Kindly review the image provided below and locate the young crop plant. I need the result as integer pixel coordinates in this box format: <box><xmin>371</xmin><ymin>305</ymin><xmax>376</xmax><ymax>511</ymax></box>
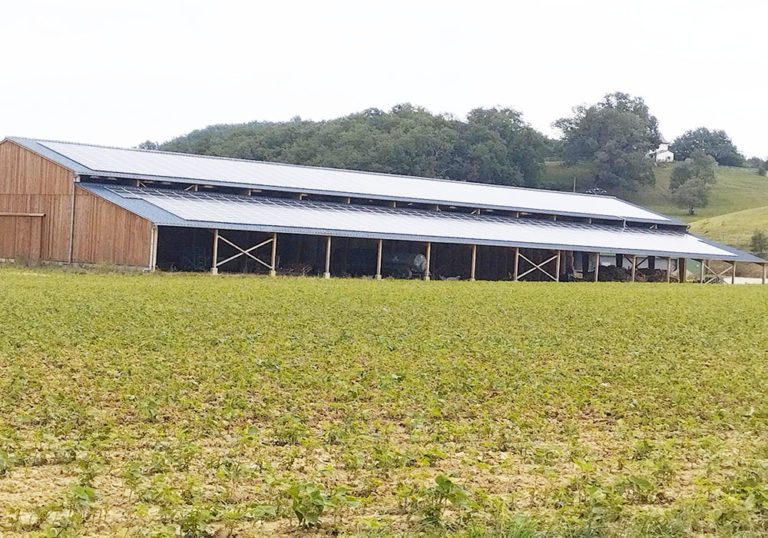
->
<box><xmin>2</xmin><ymin>267</ymin><xmax>768</xmax><ymax>534</ymax></box>
<box><xmin>285</xmin><ymin>482</ymin><xmax>360</xmax><ymax>527</ymax></box>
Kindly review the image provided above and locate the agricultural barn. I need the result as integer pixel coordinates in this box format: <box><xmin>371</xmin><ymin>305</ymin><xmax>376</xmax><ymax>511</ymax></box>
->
<box><xmin>1</xmin><ymin>137</ymin><xmax>765</xmax><ymax>283</ymax></box>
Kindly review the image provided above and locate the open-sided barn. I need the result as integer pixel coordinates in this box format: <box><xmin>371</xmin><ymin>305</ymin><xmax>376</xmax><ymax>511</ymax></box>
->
<box><xmin>1</xmin><ymin>137</ymin><xmax>765</xmax><ymax>283</ymax></box>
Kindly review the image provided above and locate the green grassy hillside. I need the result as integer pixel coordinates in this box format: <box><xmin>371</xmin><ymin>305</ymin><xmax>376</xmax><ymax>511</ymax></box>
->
<box><xmin>689</xmin><ymin>205</ymin><xmax>768</xmax><ymax>251</ymax></box>
<box><xmin>634</xmin><ymin>165</ymin><xmax>768</xmax><ymax>222</ymax></box>
<box><xmin>2</xmin><ymin>268</ymin><xmax>768</xmax><ymax>535</ymax></box>
<box><xmin>542</xmin><ymin>163</ymin><xmax>768</xmax><ymax>223</ymax></box>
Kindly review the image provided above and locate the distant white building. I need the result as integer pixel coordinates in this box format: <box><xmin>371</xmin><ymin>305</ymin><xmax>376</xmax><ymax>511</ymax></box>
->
<box><xmin>649</xmin><ymin>135</ymin><xmax>674</xmax><ymax>162</ymax></box>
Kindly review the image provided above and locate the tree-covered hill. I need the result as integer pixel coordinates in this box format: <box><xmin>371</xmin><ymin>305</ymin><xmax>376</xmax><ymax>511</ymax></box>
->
<box><xmin>157</xmin><ymin>104</ymin><xmax>553</xmax><ymax>187</ymax></box>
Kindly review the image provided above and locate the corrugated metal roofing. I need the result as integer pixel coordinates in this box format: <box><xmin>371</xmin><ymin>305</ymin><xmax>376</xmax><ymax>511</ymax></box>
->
<box><xmin>9</xmin><ymin>137</ymin><xmax>681</xmax><ymax>226</ymax></box>
<box><xmin>81</xmin><ymin>184</ymin><xmax>762</xmax><ymax>262</ymax></box>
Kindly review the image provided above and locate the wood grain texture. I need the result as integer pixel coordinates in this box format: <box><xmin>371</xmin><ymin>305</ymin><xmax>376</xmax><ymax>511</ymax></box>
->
<box><xmin>0</xmin><ymin>215</ymin><xmax>43</xmax><ymax>260</ymax></box>
<box><xmin>72</xmin><ymin>186</ymin><xmax>152</xmax><ymax>267</ymax></box>
<box><xmin>0</xmin><ymin>141</ymin><xmax>74</xmax><ymax>260</ymax></box>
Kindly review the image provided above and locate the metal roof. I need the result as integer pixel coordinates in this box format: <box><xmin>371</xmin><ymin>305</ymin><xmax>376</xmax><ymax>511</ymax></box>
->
<box><xmin>8</xmin><ymin>137</ymin><xmax>682</xmax><ymax>226</ymax></box>
<box><xmin>81</xmin><ymin>184</ymin><xmax>762</xmax><ymax>262</ymax></box>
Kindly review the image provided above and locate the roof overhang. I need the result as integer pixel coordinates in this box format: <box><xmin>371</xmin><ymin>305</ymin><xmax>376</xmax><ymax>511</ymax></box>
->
<box><xmin>81</xmin><ymin>184</ymin><xmax>764</xmax><ymax>263</ymax></box>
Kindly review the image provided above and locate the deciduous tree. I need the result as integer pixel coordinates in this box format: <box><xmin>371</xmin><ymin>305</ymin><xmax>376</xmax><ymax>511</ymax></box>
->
<box><xmin>157</xmin><ymin>104</ymin><xmax>547</xmax><ymax>187</ymax></box>
<box><xmin>671</xmin><ymin>178</ymin><xmax>710</xmax><ymax>215</ymax></box>
<box><xmin>669</xmin><ymin>149</ymin><xmax>717</xmax><ymax>189</ymax></box>
<box><xmin>671</xmin><ymin>128</ymin><xmax>744</xmax><ymax>166</ymax></box>
<box><xmin>554</xmin><ymin>92</ymin><xmax>659</xmax><ymax>189</ymax></box>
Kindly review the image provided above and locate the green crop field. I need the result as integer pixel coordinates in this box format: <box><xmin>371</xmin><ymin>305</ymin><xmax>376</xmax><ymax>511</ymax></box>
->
<box><xmin>2</xmin><ymin>268</ymin><xmax>768</xmax><ymax>536</ymax></box>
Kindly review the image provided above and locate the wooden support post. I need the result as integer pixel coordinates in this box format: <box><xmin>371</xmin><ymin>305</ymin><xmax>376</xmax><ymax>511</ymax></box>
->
<box><xmin>269</xmin><ymin>233</ymin><xmax>277</xmax><ymax>277</ymax></box>
<box><xmin>68</xmin><ymin>177</ymin><xmax>77</xmax><ymax>264</ymax></box>
<box><xmin>211</xmin><ymin>229</ymin><xmax>219</xmax><ymax>274</ymax></box>
<box><xmin>513</xmin><ymin>247</ymin><xmax>520</xmax><ymax>281</ymax></box>
<box><xmin>149</xmin><ymin>225</ymin><xmax>159</xmax><ymax>271</ymax></box>
<box><xmin>630</xmin><ymin>254</ymin><xmax>637</xmax><ymax>282</ymax></box>
<box><xmin>763</xmin><ymin>263</ymin><xmax>767</xmax><ymax>285</ymax></box>
<box><xmin>678</xmin><ymin>258</ymin><xmax>686</xmax><ymax>283</ymax></box>
<box><xmin>731</xmin><ymin>261</ymin><xmax>736</xmax><ymax>285</ymax></box>
<box><xmin>375</xmin><ymin>239</ymin><xmax>383</xmax><ymax>280</ymax></box>
<box><xmin>555</xmin><ymin>250</ymin><xmax>561</xmax><ymax>282</ymax></box>
<box><xmin>424</xmin><ymin>242</ymin><xmax>431</xmax><ymax>281</ymax></box>
<box><xmin>470</xmin><ymin>244</ymin><xmax>477</xmax><ymax>281</ymax></box>
<box><xmin>666</xmin><ymin>257</ymin><xmax>672</xmax><ymax>283</ymax></box>
<box><xmin>323</xmin><ymin>236</ymin><xmax>331</xmax><ymax>279</ymax></box>
<box><xmin>700</xmin><ymin>259</ymin><xmax>705</xmax><ymax>284</ymax></box>
<box><xmin>594</xmin><ymin>252</ymin><xmax>600</xmax><ymax>282</ymax></box>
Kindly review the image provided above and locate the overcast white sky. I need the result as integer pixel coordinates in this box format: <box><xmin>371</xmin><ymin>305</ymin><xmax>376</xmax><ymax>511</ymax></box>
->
<box><xmin>1</xmin><ymin>1</ymin><xmax>766</xmax><ymax>156</ymax></box>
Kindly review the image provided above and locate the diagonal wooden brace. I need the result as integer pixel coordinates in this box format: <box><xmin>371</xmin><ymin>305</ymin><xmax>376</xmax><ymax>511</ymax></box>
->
<box><xmin>216</xmin><ymin>235</ymin><xmax>274</xmax><ymax>270</ymax></box>
<box><xmin>516</xmin><ymin>252</ymin><xmax>558</xmax><ymax>281</ymax></box>
<box><xmin>701</xmin><ymin>260</ymin><xmax>734</xmax><ymax>284</ymax></box>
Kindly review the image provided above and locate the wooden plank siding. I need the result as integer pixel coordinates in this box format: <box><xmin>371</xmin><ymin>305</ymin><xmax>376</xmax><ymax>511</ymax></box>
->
<box><xmin>0</xmin><ymin>214</ymin><xmax>43</xmax><ymax>261</ymax></box>
<box><xmin>0</xmin><ymin>140</ymin><xmax>74</xmax><ymax>261</ymax></box>
<box><xmin>1</xmin><ymin>140</ymin><xmax>152</xmax><ymax>267</ymax></box>
<box><xmin>72</xmin><ymin>186</ymin><xmax>152</xmax><ymax>267</ymax></box>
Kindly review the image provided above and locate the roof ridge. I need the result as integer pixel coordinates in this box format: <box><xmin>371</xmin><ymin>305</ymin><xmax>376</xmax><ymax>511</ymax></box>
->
<box><xmin>19</xmin><ymin>136</ymin><xmax>639</xmax><ymax>202</ymax></box>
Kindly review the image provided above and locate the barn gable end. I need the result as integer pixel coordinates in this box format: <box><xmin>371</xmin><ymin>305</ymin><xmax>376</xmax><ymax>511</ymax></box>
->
<box><xmin>0</xmin><ymin>140</ymin><xmax>152</xmax><ymax>267</ymax></box>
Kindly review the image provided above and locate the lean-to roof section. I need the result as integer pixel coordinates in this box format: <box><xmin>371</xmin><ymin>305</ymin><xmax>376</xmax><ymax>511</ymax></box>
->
<box><xmin>81</xmin><ymin>184</ymin><xmax>762</xmax><ymax>262</ymax></box>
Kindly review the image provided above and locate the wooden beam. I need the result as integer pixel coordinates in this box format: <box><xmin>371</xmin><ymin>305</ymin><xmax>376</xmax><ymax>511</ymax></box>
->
<box><xmin>731</xmin><ymin>261</ymin><xmax>736</xmax><ymax>285</ymax></box>
<box><xmin>424</xmin><ymin>242</ymin><xmax>431</xmax><ymax>281</ymax></box>
<box><xmin>594</xmin><ymin>252</ymin><xmax>600</xmax><ymax>282</ymax></box>
<box><xmin>215</xmin><ymin>235</ymin><xmax>274</xmax><ymax>269</ymax></box>
<box><xmin>763</xmin><ymin>263</ymin><xmax>767</xmax><ymax>285</ymax></box>
<box><xmin>678</xmin><ymin>258</ymin><xmax>686</xmax><ymax>283</ymax></box>
<box><xmin>375</xmin><ymin>239</ymin><xmax>383</xmax><ymax>280</ymax></box>
<box><xmin>149</xmin><ymin>225</ymin><xmax>159</xmax><ymax>271</ymax></box>
<box><xmin>630</xmin><ymin>254</ymin><xmax>637</xmax><ymax>282</ymax></box>
<box><xmin>269</xmin><ymin>233</ymin><xmax>277</xmax><ymax>277</ymax></box>
<box><xmin>703</xmin><ymin>262</ymin><xmax>736</xmax><ymax>284</ymax></box>
<box><xmin>513</xmin><ymin>247</ymin><xmax>520</xmax><ymax>281</ymax></box>
<box><xmin>555</xmin><ymin>250</ymin><xmax>561</xmax><ymax>282</ymax></box>
<box><xmin>700</xmin><ymin>259</ymin><xmax>705</xmax><ymax>284</ymax></box>
<box><xmin>324</xmin><ymin>236</ymin><xmax>331</xmax><ymax>279</ymax></box>
<box><xmin>666</xmin><ymin>257</ymin><xmax>672</xmax><ymax>283</ymax></box>
<box><xmin>470</xmin><ymin>244</ymin><xmax>477</xmax><ymax>281</ymax></box>
<box><xmin>68</xmin><ymin>178</ymin><xmax>77</xmax><ymax>264</ymax></box>
<box><xmin>516</xmin><ymin>252</ymin><xmax>558</xmax><ymax>281</ymax></box>
<box><xmin>0</xmin><ymin>212</ymin><xmax>45</xmax><ymax>217</ymax></box>
<box><xmin>211</xmin><ymin>229</ymin><xmax>219</xmax><ymax>274</ymax></box>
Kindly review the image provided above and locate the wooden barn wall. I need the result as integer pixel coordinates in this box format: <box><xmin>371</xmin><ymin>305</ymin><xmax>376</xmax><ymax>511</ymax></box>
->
<box><xmin>0</xmin><ymin>141</ymin><xmax>74</xmax><ymax>261</ymax></box>
<box><xmin>0</xmin><ymin>215</ymin><xmax>43</xmax><ymax>261</ymax></box>
<box><xmin>72</xmin><ymin>186</ymin><xmax>152</xmax><ymax>267</ymax></box>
